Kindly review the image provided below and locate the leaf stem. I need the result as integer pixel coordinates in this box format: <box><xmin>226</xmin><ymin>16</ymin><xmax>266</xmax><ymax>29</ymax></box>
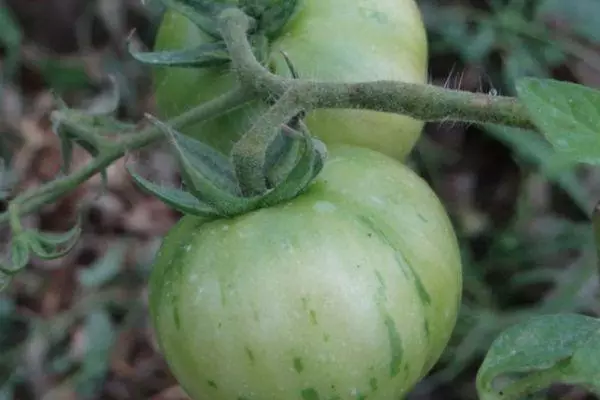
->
<box><xmin>0</xmin><ymin>87</ymin><xmax>251</xmax><ymax>226</ymax></box>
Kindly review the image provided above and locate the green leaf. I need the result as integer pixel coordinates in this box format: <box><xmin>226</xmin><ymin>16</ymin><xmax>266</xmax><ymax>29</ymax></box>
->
<box><xmin>484</xmin><ymin>125</ymin><xmax>590</xmax><ymax>212</ymax></box>
<box><xmin>258</xmin><ymin>0</ymin><xmax>300</xmax><ymax>37</ymax></box>
<box><xmin>29</xmin><ymin>220</ymin><xmax>82</xmax><ymax>260</ymax></box>
<box><xmin>126</xmin><ymin>163</ymin><xmax>219</xmax><ymax>217</ymax></box>
<box><xmin>593</xmin><ymin>201</ymin><xmax>600</xmax><ymax>275</ymax></box>
<box><xmin>74</xmin><ymin>309</ymin><xmax>116</xmax><ymax>397</ymax></box>
<box><xmin>35</xmin><ymin>57</ymin><xmax>94</xmax><ymax>93</ymax></box>
<box><xmin>569</xmin><ymin>329</ymin><xmax>600</xmax><ymax>392</ymax></box>
<box><xmin>516</xmin><ymin>78</ymin><xmax>600</xmax><ymax>164</ymax></box>
<box><xmin>0</xmin><ymin>4</ymin><xmax>22</xmax><ymax>82</ymax></box>
<box><xmin>537</xmin><ymin>0</ymin><xmax>600</xmax><ymax>43</ymax></box>
<box><xmin>128</xmin><ymin>41</ymin><xmax>230</xmax><ymax>68</ymax></box>
<box><xmin>77</xmin><ymin>243</ymin><xmax>127</xmax><ymax>288</ymax></box>
<box><xmin>159</xmin><ymin>0</ymin><xmax>230</xmax><ymax>38</ymax></box>
<box><xmin>476</xmin><ymin>313</ymin><xmax>600</xmax><ymax>400</ymax></box>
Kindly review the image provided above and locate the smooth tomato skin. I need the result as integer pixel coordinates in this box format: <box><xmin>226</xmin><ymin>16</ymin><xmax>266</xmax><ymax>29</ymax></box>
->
<box><xmin>152</xmin><ymin>0</ymin><xmax>428</xmax><ymax>160</ymax></box>
<box><xmin>149</xmin><ymin>146</ymin><xmax>462</xmax><ymax>400</ymax></box>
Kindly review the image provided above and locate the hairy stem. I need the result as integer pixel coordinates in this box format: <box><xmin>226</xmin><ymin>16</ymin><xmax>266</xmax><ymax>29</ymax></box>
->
<box><xmin>0</xmin><ymin>88</ymin><xmax>250</xmax><ymax>226</ymax></box>
<box><xmin>231</xmin><ymin>90</ymin><xmax>303</xmax><ymax>195</ymax></box>
<box><xmin>1</xmin><ymin>7</ymin><xmax>540</xmax><ymax>226</ymax></box>
<box><xmin>218</xmin><ymin>8</ymin><xmax>536</xmax><ymax>130</ymax></box>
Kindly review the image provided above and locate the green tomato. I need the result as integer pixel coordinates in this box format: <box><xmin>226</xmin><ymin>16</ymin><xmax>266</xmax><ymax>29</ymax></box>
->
<box><xmin>153</xmin><ymin>0</ymin><xmax>428</xmax><ymax>160</ymax></box>
<box><xmin>149</xmin><ymin>145</ymin><xmax>462</xmax><ymax>400</ymax></box>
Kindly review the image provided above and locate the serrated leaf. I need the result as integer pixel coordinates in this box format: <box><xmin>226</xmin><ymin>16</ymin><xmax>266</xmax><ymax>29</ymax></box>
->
<box><xmin>147</xmin><ymin>115</ymin><xmax>255</xmax><ymax>215</ymax></box>
<box><xmin>128</xmin><ymin>41</ymin><xmax>230</xmax><ymax>68</ymax></box>
<box><xmin>74</xmin><ymin>309</ymin><xmax>116</xmax><ymax>397</ymax></box>
<box><xmin>77</xmin><ymin>243</ymin><xmax>127</xmax><ymax>288</ymax></box>
<box><xmin>476</xmin><ymin>314</ymin><xmax>600</xmax><ymax>400</ymax></box>
<box><xmin>516</xmin><ymin>78</ymin><xmax>600</xmax><ymax>164</ymax></box>
<box><xmin>127</xmin><ymin>163</ymin><xmax>219</xmax><ymax>217</ymax></box>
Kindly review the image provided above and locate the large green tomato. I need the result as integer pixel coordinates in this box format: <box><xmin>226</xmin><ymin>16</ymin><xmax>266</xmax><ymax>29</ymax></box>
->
<box><xmin>153</xmin><ymin>0</ymin><xmax>428</xmax><ymax>160</ymax></box>
<box><xmin>149</xmin><ymin>145</ymin><xmax>462</xmax><ymax>400</ymax></box>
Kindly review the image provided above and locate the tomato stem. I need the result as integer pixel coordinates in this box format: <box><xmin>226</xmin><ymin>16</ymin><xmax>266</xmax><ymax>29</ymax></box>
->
<box><xmin>1</xmin><ymin>7</ymin><xmax>541</xmax><ymax>227</ymax></box>
<box><xmin>0</xmin><ymin>87</ymin><xmax>252</xmax><ymax>226</ymax></box>
<box><xmin>217</xmin><ymin>8</ymin><xmax>536</xmax><ymax>131</ymax></box>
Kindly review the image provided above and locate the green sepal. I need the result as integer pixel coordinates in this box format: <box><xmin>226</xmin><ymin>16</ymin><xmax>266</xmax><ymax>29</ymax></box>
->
<box><xmin>159</xmin><ymin>0</ymin><xmax>236</xmax><ymax>38</ymax></box>
<box><xmin>0</xmin><ymin>233</ymin><xmax>30</xmax><ymax>275</ymax></box>
<box><xmin>255</xmin><ymin>0</ymin><xmax>301</xmax><ymax>37</ymax></box>
<box><xmin>146</xmin><ymin>114</ymin><xmax>259</xmax><ymax>215</ymax></box>
<box><xmin>128</xmin><ymin>41</ymin><xmax>230</xmax><ymax>68</ymax></box>
<box><xmin>126</xmin><ymin>163</ymin><xmax>221</xmax><ymax>218</ymax></box>
<box><xmin>28</xmin><ymin>218</ymin><xmax>82</xmax><ymax>260</ymax></box>
<box><xmin>264</xmin><ymin>129</ymin><xmax>301</xmax><ymax>187</ymax></box>
<box><xmin>261</xmin><ymin>123</ymin><xmax>326</xmax><ymax>205</ymax></box>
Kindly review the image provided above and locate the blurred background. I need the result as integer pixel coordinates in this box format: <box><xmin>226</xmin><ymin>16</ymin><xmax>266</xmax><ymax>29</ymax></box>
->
<box><xmin>1</xmin><ymin>0</ymin><xmax>600</xmax><ymax>399</ymax></box>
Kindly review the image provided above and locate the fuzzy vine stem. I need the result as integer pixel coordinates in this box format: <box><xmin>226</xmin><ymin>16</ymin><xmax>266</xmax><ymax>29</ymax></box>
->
<box><xmin>217</xmin><ymin>8</ymin><xmax>536</xmax><ymax>129</ymax></box>
<box><xmin>0</xmin><ymin>87</ymin><xmax>250</xmax><ymax>226</ymax></box>
<box><xmin>0</xmin><ymin>7</ymin><xmax>540</xmax><ymax>226</ymax></box>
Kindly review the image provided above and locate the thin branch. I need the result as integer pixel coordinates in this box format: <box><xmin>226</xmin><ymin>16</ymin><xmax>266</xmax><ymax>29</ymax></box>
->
<box><xmin>0</xmin><ymin>87</ymin><xmax>251</xmax><ymax>226</ymax></box>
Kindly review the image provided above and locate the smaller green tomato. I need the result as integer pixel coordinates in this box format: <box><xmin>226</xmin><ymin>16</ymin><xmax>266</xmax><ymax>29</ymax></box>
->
<box><xmin>149</xmin><ymin>145</ymin><xmax>462</xmax><ymax>400</ymax></box>
<box><xmin>153</xmin><ymin>0</ymin><xmax>428</xmax><ymax>160</ymax></box>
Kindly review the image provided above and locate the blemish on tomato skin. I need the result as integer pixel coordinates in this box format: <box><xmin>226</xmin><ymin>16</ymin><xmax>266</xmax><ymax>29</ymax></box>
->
<box><xmin>383</xmin><ymin>314</ymin><xmax>404</xmax><ymax>377</ymax></box>
<box><xmin>369</xmin><ymin>377</ymin><xmax>378</xmax><ymax>391</ymax></box>
<box><xmin>173</xmin><ymin>306</ymin><xmax>181</xmax><ymax>330</ymax></box>
<box><xmin>207</xmin><ymin>380</ymin><xmax>218</xmax><ymax>389</ymax></box>
<box><xmin>245</xmin><ymin>347</ymin><xmax>255</xmax><ymax>364</ymax></box>
<box><xmin>301</xmin><ymin>388</ymin><xmax>321</xmax><ymax>400</ymax></box>
<box><xmin>293</xmin><ymin>357</ymin><xmax>304</xmax><ymax>373</ymax></box>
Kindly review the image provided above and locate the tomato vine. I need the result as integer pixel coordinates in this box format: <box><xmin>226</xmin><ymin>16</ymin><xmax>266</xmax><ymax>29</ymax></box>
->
<box><xmin>3</xmin><ymin>1</ymin><xmax>600</xmax><ymax>400</ymax></box>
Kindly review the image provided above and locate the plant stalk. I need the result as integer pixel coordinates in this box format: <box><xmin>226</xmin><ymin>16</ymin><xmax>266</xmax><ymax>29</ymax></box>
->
<box><xmin>0</xmin><ymin>7</ymin><xmax>541</xmax><ymax>226</ymax></box>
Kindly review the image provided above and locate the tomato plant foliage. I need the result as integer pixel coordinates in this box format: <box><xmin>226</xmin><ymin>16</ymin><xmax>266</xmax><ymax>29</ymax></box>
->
<box><xmin>152</xmin><ymin>0</ymin><xmax>428</xmax><ymax>160</ymax></box>
<box><xmin>149</xmin><ymin>145</ymin><xmax>463</xmax><ymax>400</ymax></box>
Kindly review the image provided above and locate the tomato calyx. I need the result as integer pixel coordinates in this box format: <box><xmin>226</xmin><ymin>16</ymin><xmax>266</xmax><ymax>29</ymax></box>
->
<box><xmin>129</xmin><ymin>0</ymin><xmax>299</xmax><ymax>71</ymax></box>
<box><xmin>126</xmin><ymin>112</ymin><xmax>326</xmax><ymax>218</ymax></box>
